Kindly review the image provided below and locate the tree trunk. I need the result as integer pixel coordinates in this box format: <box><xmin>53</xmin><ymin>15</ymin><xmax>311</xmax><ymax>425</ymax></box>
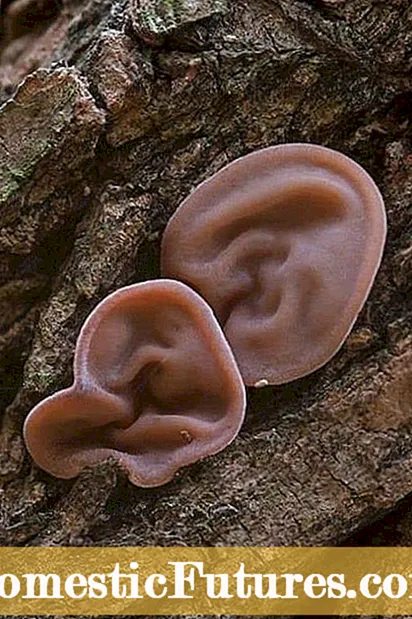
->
<box><xmin>0</xmin><ymin>0</ymin><xmax>411</xmax><ymax>612</ymax></box>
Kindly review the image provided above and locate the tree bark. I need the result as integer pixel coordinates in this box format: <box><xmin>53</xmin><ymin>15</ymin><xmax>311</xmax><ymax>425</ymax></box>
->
<box><xmin>0</xmin><ymin>0</ymin><xmax>411</xmax><ymax>609</ymax></box>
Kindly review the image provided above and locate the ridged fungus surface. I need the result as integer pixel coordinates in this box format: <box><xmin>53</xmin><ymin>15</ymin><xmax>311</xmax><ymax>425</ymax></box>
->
<box><xmin>23</xmin><ymin>280</ymin><xmax>246</xmax><ymax>486</ymax></box>
<box><xmin>161</xmin><ymin>144</ymin><xmax>387</xmax><ymax>386</ymax></box>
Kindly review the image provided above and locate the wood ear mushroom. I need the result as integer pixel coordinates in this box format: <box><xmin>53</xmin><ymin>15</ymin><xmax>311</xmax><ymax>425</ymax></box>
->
<box><xmin>161</xmin><ymin>144</ymin><xmax>387</xmax><ymax>386</ymax></box>
<box><xmin>23</xmin><ymin>280</ymin><xmax>246</xmax><ymax>487</ymax></box>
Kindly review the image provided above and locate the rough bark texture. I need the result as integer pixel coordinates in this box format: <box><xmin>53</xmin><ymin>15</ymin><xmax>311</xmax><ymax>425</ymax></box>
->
<box><xmin>0</xmin><ymin>0</ymin><xmax>412</xmax><ymax>616</ymax></box>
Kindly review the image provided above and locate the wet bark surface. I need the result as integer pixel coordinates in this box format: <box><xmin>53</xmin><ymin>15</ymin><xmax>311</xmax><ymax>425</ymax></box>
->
<box><xmin>0</xmin><ymin>0</ymin><xmax>411</xmax><ymax>617</ymax></box>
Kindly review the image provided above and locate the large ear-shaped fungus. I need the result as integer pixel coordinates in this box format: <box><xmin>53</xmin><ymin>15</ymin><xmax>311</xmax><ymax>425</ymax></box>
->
<box><xmin>161</xmin><ymin>144</ymin><xmax>387</xmax><ymax>386</ymax></box>
<box><xmin>23</xmin><ymin>280</ymin><xmax>246</xmax><ymax>487</ymax></box>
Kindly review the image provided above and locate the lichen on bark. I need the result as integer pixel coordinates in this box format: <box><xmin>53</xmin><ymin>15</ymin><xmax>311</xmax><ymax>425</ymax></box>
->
<box><xmin>131</xmin><ymin>0</ymin><xmax>229</xmax><ymax>40</ymax></box>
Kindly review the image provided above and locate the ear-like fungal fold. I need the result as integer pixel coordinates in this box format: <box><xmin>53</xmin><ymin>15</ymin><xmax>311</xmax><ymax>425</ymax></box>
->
<box><xmin>161</xmin><ymin>144</ymin><xmax>387</xmax><ymax>386</ymax></box>
<box><xmin>23</xmin><ymin>280</ymin><xmax>246</xmax><ymax>487</ymax></box>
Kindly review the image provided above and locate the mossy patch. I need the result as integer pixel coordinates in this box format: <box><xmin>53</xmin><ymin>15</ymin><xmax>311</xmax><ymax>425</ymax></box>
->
<box><xmin>135</xmin><ymin>0</ymin><xmax>228</xmax><ymax>35</ymax></box>
<box><xmin>0</xmin><ymin>68</ymin><xmax>104</xmax><ymax>207</ymax></box>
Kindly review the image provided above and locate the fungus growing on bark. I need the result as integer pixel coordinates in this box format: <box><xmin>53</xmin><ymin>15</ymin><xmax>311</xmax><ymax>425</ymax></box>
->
<box><xmin>23</xmin><ymin>280</ymin><xmax>246</xmax><ymax>487</ymax></box>
<box><xmin>161</xmin><ymin>144</ymin><xmax>387</xmax><ymax>386</ymax></box>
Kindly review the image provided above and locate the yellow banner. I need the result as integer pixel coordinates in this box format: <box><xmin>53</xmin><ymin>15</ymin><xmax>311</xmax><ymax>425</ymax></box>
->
<box><xmin>0</xmin><ymin>547</ymin><xmax>412</xmax><ymax>615</ymax></box>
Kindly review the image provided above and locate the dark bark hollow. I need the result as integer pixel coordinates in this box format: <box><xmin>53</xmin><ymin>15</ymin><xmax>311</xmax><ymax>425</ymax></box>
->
<box><xmin>0</xmin><ymin>0</ymin><xmax>411</xmax><ymax>577</ymax></box>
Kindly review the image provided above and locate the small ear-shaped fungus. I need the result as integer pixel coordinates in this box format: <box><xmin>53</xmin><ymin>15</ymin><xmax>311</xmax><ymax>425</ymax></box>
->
<box><xmin>161</xmin><ymin>144</ymin><xmax>387</xmax><ymax>386</ymax></box>
<box><xmin>23</xmin><ymin>280</ymin><xmax>246</xmax><ymax>487</ymax></box>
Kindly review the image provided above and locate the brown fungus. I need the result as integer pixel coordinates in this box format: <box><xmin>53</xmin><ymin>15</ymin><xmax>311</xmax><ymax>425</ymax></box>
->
<box><xmin>23</xmin><ymin>280</ymin><xmax>246</xmax><ymax>487</ymax></box>
<box><xmin>161</xmin><ymin>144</ymin><xmax>387</xmax><ymax>386</ymax></box>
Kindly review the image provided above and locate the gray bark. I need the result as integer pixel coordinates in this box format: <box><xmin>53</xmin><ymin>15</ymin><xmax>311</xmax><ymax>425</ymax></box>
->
<box><xmin>0</xmin><ymin>0</ymin><xmax>411</xmax><ymax>616</ymax></box>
